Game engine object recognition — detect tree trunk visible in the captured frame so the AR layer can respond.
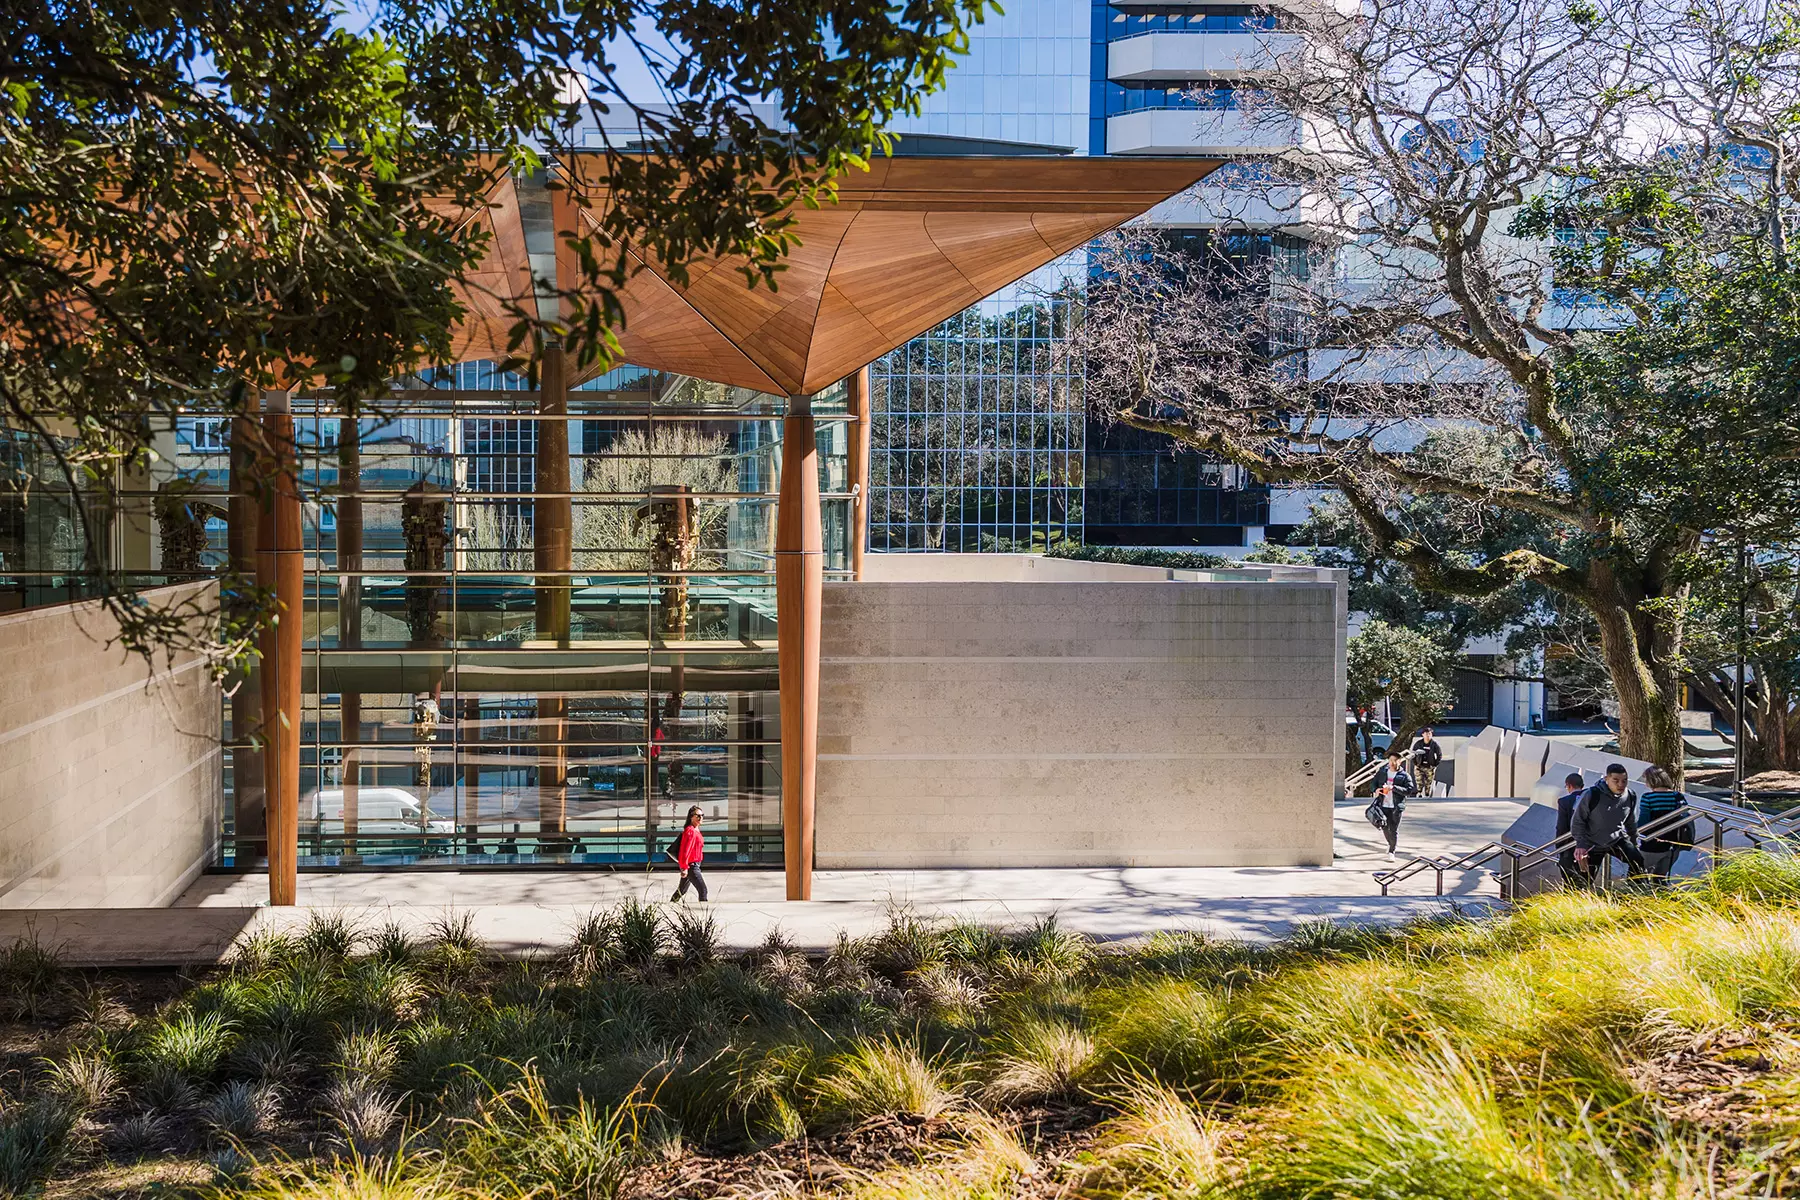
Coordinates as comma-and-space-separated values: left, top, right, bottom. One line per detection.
1592, 601, 1685, 778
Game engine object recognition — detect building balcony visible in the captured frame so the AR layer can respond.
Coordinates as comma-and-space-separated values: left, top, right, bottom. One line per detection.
1107, 32, 1294, 82
1107, 108, 1299, 156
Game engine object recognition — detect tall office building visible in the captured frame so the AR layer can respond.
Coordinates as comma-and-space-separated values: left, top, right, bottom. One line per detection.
872, 0, 1310, 551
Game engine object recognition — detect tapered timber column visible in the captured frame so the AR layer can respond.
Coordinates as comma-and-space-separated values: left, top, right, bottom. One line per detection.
777, 393, 823, 900
535, 345, 571, 839
846, 366, 873, 581
228, 412, 265, 861
256, 389, 303, 906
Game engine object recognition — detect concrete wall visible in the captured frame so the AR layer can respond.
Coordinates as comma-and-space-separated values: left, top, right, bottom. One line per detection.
0, 584, 221, 907
1457, 724, 1654, 801
815, 555, 1345, 868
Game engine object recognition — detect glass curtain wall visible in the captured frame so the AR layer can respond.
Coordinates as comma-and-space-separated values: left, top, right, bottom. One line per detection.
193, 367, 850, 869
869, 292, 1084, 552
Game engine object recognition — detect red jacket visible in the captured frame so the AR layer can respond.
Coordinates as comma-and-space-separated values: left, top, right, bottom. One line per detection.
676, 823, 704, 870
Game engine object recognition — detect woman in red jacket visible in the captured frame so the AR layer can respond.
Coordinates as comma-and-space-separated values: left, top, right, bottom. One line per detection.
671, 805, 708, 902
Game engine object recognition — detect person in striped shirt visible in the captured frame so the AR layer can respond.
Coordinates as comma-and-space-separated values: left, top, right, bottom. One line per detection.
1636, 765, 1694, 884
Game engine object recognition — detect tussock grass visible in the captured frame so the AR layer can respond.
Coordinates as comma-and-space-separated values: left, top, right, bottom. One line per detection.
814, 1038, 963, 1125
23, 853, 1800, 1197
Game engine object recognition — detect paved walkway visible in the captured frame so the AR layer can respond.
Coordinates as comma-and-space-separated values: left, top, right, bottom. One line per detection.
0, 798, 1523, 966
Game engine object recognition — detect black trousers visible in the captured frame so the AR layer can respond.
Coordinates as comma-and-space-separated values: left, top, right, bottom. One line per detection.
1379, 805, 1403, 852
1577, 841, 1645, 886
673, 863, 708, 902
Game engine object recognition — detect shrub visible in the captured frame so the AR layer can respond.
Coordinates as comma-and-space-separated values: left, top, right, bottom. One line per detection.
139, 1061, 200, 1114
813, 1038, 961, 1126
0, 1099, 75, 1193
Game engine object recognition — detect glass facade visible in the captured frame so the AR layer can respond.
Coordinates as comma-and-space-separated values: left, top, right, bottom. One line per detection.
876, 0, 1288, 553
869, 287, 1085, 551
136, 370, 847, 869
889, 0, 1092, 151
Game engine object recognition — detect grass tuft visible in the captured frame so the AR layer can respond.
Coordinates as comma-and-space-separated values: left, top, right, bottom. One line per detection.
0, 1099, 75, 1193
982, 1015, 1098, 1105
616, 898, 666, 967
204, 1079, 279, 1141
814, 1038, 962, 1126
0, 932, 62, 1020
323, 1076, 403, 1148
670, 908, 723, 969
45, 1049, 120, 1111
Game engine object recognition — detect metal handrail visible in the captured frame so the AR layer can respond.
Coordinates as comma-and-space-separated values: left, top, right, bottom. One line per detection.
1374, 794, 1800, 897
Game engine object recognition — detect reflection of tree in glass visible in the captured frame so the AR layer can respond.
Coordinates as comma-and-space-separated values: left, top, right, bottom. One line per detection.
574, 426, 735, 573
401, 482, 450, 644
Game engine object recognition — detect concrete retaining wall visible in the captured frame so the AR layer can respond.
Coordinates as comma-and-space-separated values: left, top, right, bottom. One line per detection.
814, 556, 1346, 869
1456, 725, 1655, 800
0, 584, 221, 907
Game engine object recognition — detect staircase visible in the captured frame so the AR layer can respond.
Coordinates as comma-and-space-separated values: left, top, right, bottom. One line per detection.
1372, 794, 1800, 899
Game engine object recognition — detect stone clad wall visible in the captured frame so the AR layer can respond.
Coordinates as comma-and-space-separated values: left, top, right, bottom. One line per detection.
0, 584, 221, 907
814, 558, 1345, 868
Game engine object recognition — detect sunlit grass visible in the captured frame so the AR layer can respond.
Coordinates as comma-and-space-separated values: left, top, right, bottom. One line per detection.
21, 853, 1800, 1198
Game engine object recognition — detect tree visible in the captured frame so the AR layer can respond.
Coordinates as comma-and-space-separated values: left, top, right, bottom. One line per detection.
1068, 0, 1800, 774
1345, 618, 1455, 773
2, 0, 989, 667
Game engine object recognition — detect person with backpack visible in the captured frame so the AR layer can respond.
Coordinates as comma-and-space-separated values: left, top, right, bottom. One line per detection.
1368, 748, 1416, 860
1408, 727, 1444, 797
1571, 763, 1646, 886
1553, 771, 1586, 885
670, 805, 708, 902
1636, 765, 1695, 884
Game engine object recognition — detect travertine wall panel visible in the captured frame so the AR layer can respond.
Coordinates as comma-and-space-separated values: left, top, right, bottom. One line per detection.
0, 585, 220, 907
816, 559, 1345, 868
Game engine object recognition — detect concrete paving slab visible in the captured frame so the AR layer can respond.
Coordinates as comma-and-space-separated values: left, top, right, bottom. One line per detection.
0, 797, 1523, 968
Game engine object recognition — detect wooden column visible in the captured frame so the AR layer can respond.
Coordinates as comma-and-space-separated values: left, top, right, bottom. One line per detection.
846, 366, 873, 581
535, 345, 571, 839
228, 412, 266, 863
336, 407, 362, 864
776, 394, 822, 900
256, 389, 303, 906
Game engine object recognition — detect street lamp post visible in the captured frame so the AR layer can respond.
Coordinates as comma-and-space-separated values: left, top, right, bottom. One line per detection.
1734, 529, 1750, 805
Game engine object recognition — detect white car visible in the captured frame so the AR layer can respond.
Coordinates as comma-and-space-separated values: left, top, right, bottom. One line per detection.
303, 787, 456, 836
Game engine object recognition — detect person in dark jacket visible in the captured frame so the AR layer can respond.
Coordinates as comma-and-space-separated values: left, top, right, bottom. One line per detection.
1571, 763, 1645, 885
1553, 772, 1586, 884
671, 805, 708, 902
1369, 748, 1416, 859
1636, 765, 1694, 883
1409, 727, 1445, 797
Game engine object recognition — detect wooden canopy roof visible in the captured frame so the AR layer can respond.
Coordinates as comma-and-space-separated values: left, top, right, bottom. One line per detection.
448, 155, 1219, 396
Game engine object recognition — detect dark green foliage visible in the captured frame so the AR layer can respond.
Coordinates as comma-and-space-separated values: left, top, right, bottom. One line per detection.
1046, 544, 1232, 570
615, 899, 666, 967
0, 1099, 75, 1193
0, 932, 61, 1021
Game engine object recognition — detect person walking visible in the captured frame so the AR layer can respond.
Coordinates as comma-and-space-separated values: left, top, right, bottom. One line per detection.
1636, 766, 1694, 884
1571, 763, 1646, 886
1553, 771, 1585, 885
1409, 727, 1444, 798
670, 805, 708, 903
1369, 748, 1416, 860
